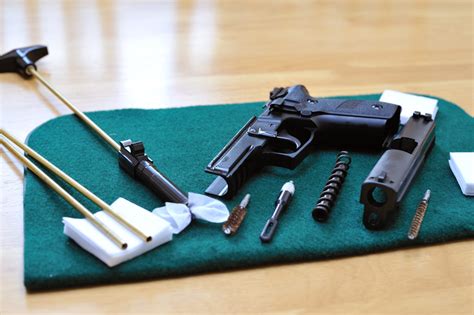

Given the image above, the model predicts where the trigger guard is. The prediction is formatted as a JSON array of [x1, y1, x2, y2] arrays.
[[263, 130, 315, 169]]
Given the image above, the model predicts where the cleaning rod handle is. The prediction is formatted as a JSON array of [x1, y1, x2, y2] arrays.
[[0, 45, 48, 78], [0, 45, 119, 151]]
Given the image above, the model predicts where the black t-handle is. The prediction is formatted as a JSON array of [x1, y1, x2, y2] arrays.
[[0, 45, 48, 78]]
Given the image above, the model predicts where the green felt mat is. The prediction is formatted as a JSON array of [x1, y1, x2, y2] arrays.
[[23, 94, 474, 291]]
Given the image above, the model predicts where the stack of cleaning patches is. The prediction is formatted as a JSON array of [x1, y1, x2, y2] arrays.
[[63, 198, 173, 267], [449, 152, 474, 196]]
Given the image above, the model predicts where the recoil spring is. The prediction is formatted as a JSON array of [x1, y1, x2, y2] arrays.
[[312, 151, 351, 222]]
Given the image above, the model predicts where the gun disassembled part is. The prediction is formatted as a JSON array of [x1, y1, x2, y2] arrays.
[[0, 45, 188, 204], [205, 85, 401, 199], [222, 194, 251, 236], [260, 181, 295, 243], [360, 112, 435, 230], [408, 189, 431, 240], [312, 151, 351, 222]]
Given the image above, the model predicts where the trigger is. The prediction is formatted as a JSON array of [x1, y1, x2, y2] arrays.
[[247, 127, 301, 150], [275, 130, 301, 150]]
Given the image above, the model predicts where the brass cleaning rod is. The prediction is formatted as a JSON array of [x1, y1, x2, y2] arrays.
[[26, 66, 121, 152], [1, 129, 152, 242], [0, 137, 127, 249]]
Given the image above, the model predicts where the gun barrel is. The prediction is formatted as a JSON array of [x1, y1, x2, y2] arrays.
[[119, 140, 188, 204]]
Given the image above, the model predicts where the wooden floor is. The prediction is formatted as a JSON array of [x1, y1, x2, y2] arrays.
[[1, 0, 472, 314]]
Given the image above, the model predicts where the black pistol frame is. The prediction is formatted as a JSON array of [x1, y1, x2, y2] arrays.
[[205, 85, 402, 199]]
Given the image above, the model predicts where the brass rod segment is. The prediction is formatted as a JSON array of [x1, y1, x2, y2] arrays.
[[0, 136, 127, 249], [26, 66, 121, 152], [0, 129, 152, 242]]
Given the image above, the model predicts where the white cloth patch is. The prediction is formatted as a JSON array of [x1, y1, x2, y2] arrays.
[[152, 192, 229, 234], [152, 203, 191, 234], [380, 90, 438, 124], [63, 198, 173, 267], [449, 152, 474, 196]]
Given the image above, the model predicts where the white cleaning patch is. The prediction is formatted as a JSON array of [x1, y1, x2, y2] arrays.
[[380, 90, 438, 124], [63, 198, 173, 267], [152, 192, 229, 234], [449, 152, 474, 196]]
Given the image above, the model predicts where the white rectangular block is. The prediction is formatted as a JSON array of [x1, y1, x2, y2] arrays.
[[63, 198, 173, 267], [380, 90, 438, 124], [449, 152, 474, 196]]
